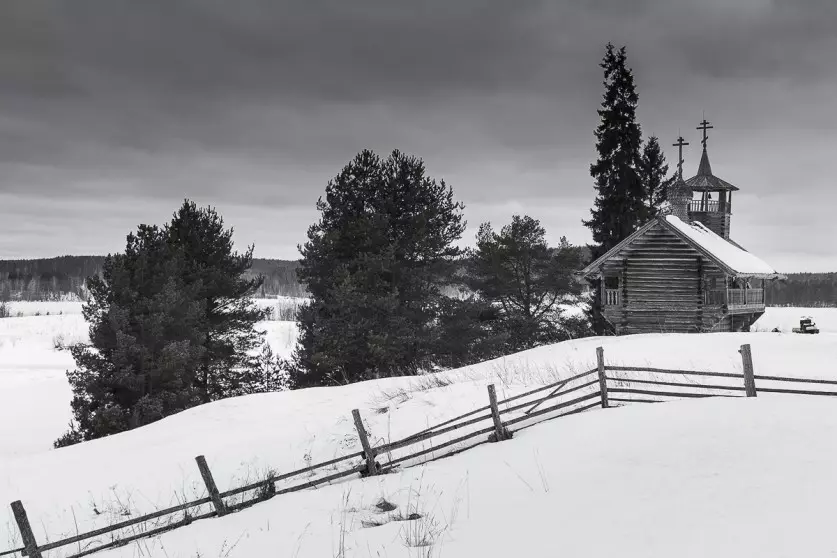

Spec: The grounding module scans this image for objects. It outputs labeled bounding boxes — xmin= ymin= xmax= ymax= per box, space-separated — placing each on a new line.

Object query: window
xmin=604 ymin=276 xmax=619 ymax=289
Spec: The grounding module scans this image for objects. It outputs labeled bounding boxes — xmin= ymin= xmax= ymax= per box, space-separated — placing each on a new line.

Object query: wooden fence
xmin=5 ymin=343 xmax=837 ymax=558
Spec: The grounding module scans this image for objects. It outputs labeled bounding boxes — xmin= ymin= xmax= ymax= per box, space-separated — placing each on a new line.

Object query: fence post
xmin=352 ymin=409 xmax=379 ymax=477
xmin=11 ymin=500 xmax=42 ymax=558
xmin=195 ymin=455 xmax=227 ymax=516
xmin=739 ymin=343 xmax=757 ymax=397
xmin=487 ymin=384 xmax=511 ymax=442
xmin=596 ymin=346 xmax=609 ymax=408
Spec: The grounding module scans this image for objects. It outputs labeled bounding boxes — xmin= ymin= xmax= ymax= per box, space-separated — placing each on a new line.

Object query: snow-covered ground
xmin=752 ymin=306 xmax=837 ymax=333
xmin=1 ymin=308 xmax=836 ymax=557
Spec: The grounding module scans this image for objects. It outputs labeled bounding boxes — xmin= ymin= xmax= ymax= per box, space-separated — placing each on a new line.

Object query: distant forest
xmin=0 ymin=256 xmax=834 ymax=307
xmin=0 ymin=256 xmax=306 ymax=300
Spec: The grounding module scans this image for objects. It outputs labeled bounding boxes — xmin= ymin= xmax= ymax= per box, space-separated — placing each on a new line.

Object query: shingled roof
xmin=685 ymin=149 xmax=739 ymax=192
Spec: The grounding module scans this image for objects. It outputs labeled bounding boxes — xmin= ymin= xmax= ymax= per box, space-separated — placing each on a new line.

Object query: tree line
xmin=0 ymin=256 xmax=305 ymax=301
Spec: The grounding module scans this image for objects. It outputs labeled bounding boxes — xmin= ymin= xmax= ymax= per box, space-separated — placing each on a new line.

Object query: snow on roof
xmin=665 ymin=215 xmax=778 ymax=276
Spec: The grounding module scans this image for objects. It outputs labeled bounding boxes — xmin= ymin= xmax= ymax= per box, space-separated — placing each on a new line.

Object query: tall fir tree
xmin=583 ymin=43 xmax=645 ymax=334
xmin=639 ymin=135 xmax=673 ymax=218
xmin=57 ymin=201 xmax=272 ymax=446
xmin=291 ymin=150 xmax=466 ymax=387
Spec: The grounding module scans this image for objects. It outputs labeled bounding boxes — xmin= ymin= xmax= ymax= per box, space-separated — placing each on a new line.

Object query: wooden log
xmin=382 ymin=426 xmax=497 ymax=469
xmin=608 ymin=388 xmax=736 ymax=399
xmin=498 ymin=379 xmax=601 ymax=416
xmin=37 ymin=496 xmax=213 ymax=552
xmin=753 ymin=374 xmax=837 ymax=387
xmin=352 ymin=409 xmax=379 ymax=476
xmin=605 ymin=366 xmax=743 ymax=379
xmin=11 ymin=501 xmax=41 ymax=558
xmin=195 ymin=455 xmax=227 ymax=516
xmin=606 ymin=377 xmax=746 ymax=392
xmin=524 ymin=380 xmax=568 ymax=415
xmin=596 ymin=346 xmax=609 ymax=408
xmin=739 ymin=344 xmax=757 ymax=397
xmin=63 ymin=510 xmax=217 ymax=558
xmin=755 ymin=387 xmax=837 ymax=397
xmin=220 ymin=450 xmax=364 ymax=499
xmin=504 ymin=392 xmax=603 ymax=427
xmin=487 ymin=384 xmax=511 ymax=442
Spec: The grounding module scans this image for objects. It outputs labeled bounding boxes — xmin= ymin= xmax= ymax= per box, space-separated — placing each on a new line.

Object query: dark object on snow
xmin=771 ymin=327 xmax=781 ymax=333
xmin=792 ymin=317 xmax=820 ymax=334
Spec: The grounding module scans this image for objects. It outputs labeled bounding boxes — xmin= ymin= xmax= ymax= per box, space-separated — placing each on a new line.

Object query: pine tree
xmin=56 ymin=201 xmax=271 ymax=446
xmin=465 ymin=216 xmax=585 ymax=352
xmin=165 ymin=201 xmax=269 ymax=401
xmin=291 ymin=150 xmax=466 ymax=387
xmin=583 ymin=43 xmax=645 ymax=334
xmin=639 ymin=135 xmax=673 ymax=218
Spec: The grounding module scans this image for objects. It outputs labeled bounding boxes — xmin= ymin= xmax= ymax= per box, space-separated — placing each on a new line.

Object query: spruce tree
xmin=639 ymin=135 xmax=673 ymax=219
xmin=56 ymin=201 xmax=271 ymax=446
xmin=291 ymin=150 xmax=466 ymax=387
xmin=465 ymin=216 xmax=585 ymax=352
xmin=583 ymin=42 xmax=645 ymax=255
xmin=583 ymin=43 xmax=644 ymax=334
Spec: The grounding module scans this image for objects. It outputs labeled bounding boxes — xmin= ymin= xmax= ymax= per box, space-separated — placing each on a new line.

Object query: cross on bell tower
xmin=697 ymin=118 xmax=713 ymax=151
xmin=672 ymin=135 xmax=689 ymax=179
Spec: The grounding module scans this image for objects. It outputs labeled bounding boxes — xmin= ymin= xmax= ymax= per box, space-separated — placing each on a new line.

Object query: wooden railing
xmin=605 ymin=289 xmax=620 ymax=306
xmin=689 ymin=199 xmax=728 ymax=214
xmin=728 ymin=288 xmax=764 ymax=307
xmin=5 ymin=370 xmax=603 ymax=558
xmin=8 ymin=342 xmax=834 ymax=558
xmin=704 ymin=288 xmax=764 ymax=307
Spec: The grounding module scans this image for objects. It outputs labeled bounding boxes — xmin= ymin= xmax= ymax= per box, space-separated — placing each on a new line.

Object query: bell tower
xmin=684 ymin=119 xmax=738 ymax=239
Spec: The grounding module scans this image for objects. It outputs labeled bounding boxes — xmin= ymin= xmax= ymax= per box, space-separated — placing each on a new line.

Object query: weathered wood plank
xmin=597 ymin=346 xmax=609 ymax=408
xmin=196 ymin=455 xmax=227 ymax=517
xmin=739 ymin=344 xmax=757 ymax=397
xmin=11 ymin=501 xmax=42 ymax=558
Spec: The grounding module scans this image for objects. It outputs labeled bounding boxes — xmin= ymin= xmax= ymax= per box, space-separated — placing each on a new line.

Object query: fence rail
xmin=5 ymin=343 xmax=836 ymax=558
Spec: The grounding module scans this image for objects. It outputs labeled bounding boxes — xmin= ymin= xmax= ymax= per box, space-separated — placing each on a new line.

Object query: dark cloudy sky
xmin=1 ymin=0 xmax=835 ymax=271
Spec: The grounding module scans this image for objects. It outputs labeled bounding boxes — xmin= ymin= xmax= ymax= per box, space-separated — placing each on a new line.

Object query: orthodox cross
xmin=697 ymin=118 xmax=713 ymax=150
xmin=672 ymin=135 xmax=689 ymax=179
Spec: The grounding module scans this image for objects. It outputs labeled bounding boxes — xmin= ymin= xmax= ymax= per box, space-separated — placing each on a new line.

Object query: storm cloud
xmin=1 ymin=0 xmax=835 ymax=270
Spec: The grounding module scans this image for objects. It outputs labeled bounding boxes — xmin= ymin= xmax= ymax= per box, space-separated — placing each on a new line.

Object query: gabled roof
xmin=579 ymin=215 xmax=784 ymax=279
xmin=685 ymin=149 xmax=739 ymax=192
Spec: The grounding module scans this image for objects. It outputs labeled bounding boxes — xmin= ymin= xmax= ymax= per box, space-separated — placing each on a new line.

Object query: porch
xmin=704 ymin=288 xmax=765 ymax=312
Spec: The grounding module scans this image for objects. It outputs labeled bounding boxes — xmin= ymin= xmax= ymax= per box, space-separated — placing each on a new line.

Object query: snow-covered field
xmin=1 ymin=308 xmax=836 ymax=557
xmin=2 ymin=297 xmax=308 ymax=319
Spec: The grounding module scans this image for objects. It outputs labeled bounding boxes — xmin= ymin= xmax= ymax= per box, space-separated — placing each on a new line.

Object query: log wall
xmin=600 ymin=222 xmax=728 ymax=334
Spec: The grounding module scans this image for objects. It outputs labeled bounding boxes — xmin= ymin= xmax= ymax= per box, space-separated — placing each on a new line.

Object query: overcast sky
xmin=1 ymin=0 xmax=835 ymax=271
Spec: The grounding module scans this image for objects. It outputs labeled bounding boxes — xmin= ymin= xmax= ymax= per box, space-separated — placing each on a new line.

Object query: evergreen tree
xmin=291 ymin=150 xmax=466 ymax=387
xmin=165 ymin=201 xmax=270 ymax=401
xmin=583 ymin=43 xmax=644 ymax=334
xmin=465 ymin=216 xmax=585 ymax=352
xmin=56 ymin=201 xmax=272 ymax=446
xmin=583 ymin=42 xmax=645 ymax=255
xmin=639 ymin=135 xmax=673 ymax=218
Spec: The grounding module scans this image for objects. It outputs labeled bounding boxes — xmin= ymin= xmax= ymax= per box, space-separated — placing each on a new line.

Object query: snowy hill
xmin=1 ymin=310 xmax=837 ymax=557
